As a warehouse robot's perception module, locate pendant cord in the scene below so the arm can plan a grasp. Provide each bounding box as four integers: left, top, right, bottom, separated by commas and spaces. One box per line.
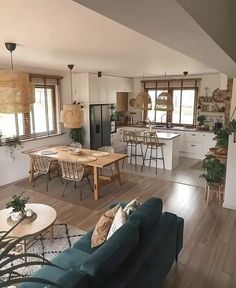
70, 69, 73, 103
10, 51, 13, 70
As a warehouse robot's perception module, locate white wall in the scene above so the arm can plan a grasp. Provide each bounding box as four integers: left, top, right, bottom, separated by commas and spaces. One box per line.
0, 69, 70, 187
224, 78, 236, 210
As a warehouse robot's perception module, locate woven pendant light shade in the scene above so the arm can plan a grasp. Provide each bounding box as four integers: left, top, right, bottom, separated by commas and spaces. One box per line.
155, 91, 173, 111
0, 70, 35, 113
135, 91, 152, 110
60, 104, 84, 128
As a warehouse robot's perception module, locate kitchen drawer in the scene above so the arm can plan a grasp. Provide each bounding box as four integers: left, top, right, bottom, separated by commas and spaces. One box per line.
185, 132, 201, 143
185, 142, 203, 154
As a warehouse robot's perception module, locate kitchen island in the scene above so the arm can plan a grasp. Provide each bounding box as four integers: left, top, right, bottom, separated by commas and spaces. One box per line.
126, 130, 180, 170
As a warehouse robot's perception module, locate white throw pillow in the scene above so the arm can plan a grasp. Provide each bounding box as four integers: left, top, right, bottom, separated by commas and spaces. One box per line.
123, 198, 140, 217
107, 207, 126, 240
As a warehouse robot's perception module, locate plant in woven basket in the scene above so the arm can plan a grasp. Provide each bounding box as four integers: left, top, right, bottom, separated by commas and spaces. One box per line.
0, 219, 63, 288
214, 128, 231, 150
200, 155, 225, 184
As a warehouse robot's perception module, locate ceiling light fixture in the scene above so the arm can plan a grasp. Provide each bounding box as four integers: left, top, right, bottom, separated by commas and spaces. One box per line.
60, 65, 84, 128
135, 74, 152, 110
0, 42, 35, 113
155, 73, 173, 111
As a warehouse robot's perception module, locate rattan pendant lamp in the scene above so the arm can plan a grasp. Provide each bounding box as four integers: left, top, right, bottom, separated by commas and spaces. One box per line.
135, 74, 152, 110
0, 42, 35, 113
155, 73, 173, 112
60, 65, 84, 128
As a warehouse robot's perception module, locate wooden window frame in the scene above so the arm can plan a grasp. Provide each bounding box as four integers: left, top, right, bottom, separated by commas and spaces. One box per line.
146, 86, 198, 126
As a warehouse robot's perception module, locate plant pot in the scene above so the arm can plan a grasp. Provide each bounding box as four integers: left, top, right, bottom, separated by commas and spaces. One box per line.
11, 211, 23, 222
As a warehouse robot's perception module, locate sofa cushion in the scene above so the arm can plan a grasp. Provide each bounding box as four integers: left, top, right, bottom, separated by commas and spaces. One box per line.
128, 197, 162, 236
81, 222, 138, 286
73, 229, 98, 254
20, 248, 90, 288
91, 204, 120, 248
107, 206, 126, 240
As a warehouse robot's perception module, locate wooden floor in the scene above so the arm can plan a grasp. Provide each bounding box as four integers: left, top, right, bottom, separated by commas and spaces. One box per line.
1, 172, 236, 288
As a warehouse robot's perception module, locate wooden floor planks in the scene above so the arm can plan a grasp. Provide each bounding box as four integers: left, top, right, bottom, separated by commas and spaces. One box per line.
0, 171, 236, 288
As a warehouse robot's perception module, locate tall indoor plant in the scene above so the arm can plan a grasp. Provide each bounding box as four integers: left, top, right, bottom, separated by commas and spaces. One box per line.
69, 127, 85, 146
200, 155, 225, 185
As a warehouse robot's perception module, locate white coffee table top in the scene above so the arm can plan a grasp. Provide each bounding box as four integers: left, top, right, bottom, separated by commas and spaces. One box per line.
0, 203, 57, 238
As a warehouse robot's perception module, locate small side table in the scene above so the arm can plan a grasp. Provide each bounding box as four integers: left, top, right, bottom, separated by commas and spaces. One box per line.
204, 182, 224, 206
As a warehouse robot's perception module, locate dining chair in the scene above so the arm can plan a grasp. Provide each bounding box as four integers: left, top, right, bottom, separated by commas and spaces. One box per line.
98, 146, 114, 175
58, 160, 93, 199
30, 154, 63, 192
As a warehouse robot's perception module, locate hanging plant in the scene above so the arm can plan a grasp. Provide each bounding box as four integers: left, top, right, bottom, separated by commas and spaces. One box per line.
1, 136, 22, 161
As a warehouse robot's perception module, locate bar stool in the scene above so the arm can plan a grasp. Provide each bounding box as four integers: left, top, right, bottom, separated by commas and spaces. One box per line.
141, 131, 165, 175
122, 130, 144, 171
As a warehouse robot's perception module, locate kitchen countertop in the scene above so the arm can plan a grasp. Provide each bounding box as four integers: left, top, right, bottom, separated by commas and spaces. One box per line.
134, 130, 180, 140
118, 124, 214, 133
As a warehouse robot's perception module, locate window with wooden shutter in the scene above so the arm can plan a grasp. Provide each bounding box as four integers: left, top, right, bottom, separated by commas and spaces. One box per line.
0, 74, 63, 140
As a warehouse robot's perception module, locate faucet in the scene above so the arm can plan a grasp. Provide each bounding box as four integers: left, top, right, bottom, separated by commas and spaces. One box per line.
161, 113, 167, 124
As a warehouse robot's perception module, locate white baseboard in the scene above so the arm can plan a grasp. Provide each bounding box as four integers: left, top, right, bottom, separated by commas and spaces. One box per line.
223, 202, 236, 211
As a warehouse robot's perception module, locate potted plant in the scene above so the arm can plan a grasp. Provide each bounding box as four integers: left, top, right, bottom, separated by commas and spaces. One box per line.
2, 136, 22, 160
69, 127, 85, 146
6, 192, 29, 222
200, 155, 225, 185
213, 127, 231, 155
0, 220, 63, 287
197, 115, 206, 128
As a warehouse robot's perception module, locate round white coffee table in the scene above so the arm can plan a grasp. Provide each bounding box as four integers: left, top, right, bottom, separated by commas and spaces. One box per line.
0, 203, 57, 260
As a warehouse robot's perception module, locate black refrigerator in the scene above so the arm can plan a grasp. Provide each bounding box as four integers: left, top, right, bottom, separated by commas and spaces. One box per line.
90, 104, 111, 150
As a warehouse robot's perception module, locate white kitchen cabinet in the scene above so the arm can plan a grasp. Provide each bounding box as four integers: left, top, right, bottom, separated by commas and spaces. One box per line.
111, 128, 125, 152
181, 131, 216, 159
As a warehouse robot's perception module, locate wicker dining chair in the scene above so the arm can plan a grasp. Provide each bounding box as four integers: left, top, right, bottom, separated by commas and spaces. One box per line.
31, 154, 63, 192
58, 160, 93, 199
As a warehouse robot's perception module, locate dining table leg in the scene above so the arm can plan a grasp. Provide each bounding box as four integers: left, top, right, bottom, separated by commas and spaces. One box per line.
94, 166, 100, 200
114, 161, 121, 186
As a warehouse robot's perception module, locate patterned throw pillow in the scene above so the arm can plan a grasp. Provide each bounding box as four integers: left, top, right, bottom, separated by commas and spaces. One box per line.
106, 207, 126, 240
123, 198, 140, 217
91, 204, 119, 248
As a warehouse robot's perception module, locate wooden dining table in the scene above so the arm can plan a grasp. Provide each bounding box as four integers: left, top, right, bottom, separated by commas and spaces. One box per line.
23, 146, 127, 200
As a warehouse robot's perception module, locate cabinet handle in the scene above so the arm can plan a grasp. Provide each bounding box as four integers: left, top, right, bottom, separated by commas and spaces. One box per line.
191, 134, 196, 136
191, 144, 196, 147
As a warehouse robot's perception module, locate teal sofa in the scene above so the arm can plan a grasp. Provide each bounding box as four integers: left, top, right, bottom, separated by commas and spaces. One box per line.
21, 197, 184, 288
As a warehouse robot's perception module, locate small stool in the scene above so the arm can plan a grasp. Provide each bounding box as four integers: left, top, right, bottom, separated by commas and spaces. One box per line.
204, 182, 224, 206
141, 132, 165, 175
122, 130, 144, 171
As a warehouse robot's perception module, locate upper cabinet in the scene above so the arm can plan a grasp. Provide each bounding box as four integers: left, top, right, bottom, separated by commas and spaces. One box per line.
117, 92, 128, 112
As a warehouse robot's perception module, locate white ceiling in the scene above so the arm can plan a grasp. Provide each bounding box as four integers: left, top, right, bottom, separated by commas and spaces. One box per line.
0, 0, 216, 77
75, 0, 236, 77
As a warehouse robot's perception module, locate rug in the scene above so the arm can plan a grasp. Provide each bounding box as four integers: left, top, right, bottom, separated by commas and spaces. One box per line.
16, 176, 137, 210
5, 223, 85, 277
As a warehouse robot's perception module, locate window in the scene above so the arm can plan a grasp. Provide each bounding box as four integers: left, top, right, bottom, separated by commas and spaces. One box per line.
0, 84, 60, 140
172, 89, 196, 125
147, 90, 168, 123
